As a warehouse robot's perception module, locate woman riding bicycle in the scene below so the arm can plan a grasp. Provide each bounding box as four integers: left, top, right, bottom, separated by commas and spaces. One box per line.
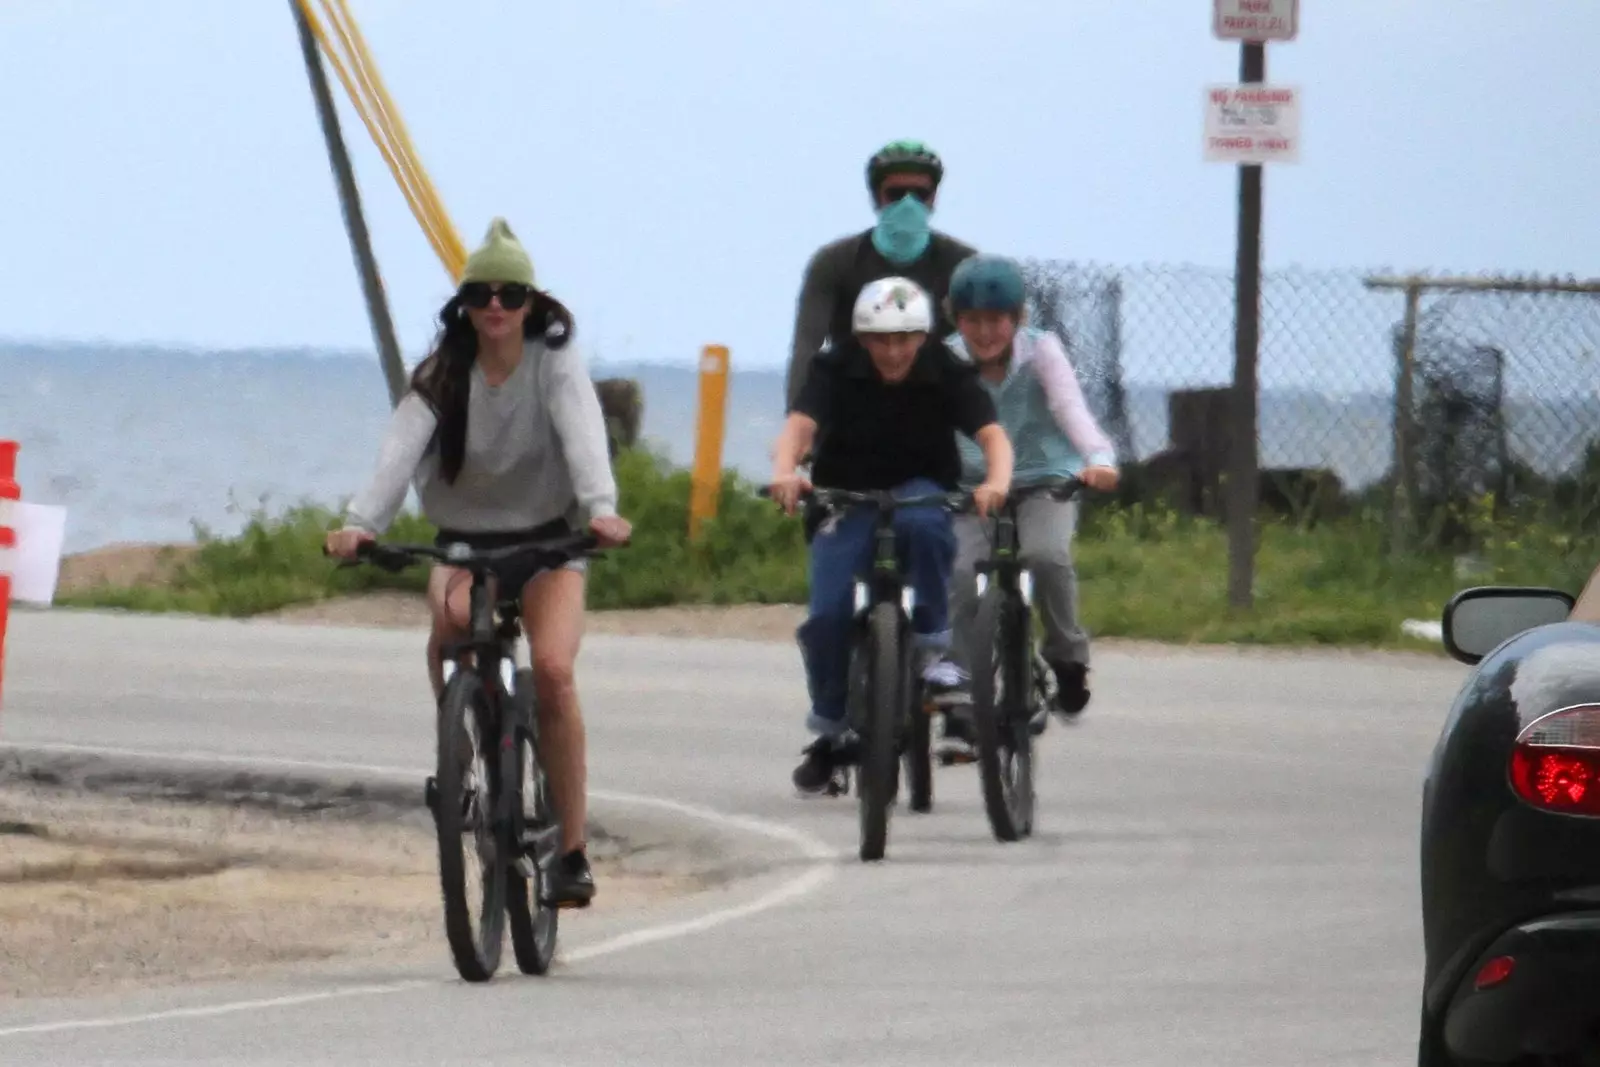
769, 276, 1014, 795
324, 218, 631, 907
940, 254, 1119, 752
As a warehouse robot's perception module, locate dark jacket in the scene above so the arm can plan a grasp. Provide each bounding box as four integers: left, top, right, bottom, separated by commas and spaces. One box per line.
783, 228, 977, 411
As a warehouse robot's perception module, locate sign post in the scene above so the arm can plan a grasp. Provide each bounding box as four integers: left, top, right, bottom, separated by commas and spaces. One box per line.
689, 345, 731, 543
1209, 0, 1298, 610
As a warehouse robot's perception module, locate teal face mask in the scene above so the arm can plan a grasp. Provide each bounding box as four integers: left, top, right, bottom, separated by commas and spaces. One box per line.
871, 193, 932, 265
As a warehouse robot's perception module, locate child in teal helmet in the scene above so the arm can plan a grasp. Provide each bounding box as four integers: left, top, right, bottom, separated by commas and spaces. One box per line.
937, 254, 1120, 753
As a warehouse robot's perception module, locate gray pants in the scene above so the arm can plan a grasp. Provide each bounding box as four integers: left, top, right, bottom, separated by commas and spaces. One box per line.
949, 496, 1089, 680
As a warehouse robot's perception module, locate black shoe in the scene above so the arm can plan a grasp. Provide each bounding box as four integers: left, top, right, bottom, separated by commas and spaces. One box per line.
793, 737, 848, 795
1052, 661, 1090, 717
937, 712, 978, 764
543, 848, 595, 909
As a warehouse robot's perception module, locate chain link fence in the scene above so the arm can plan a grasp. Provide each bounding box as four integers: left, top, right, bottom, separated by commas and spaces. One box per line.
1020, 259, 1600, 550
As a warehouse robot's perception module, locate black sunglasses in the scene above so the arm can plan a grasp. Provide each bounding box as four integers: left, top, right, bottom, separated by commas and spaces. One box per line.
880, 184, 933, 204
459, 282, 532, 310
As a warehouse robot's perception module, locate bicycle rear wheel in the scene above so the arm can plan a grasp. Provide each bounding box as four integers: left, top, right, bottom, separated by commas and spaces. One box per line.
434, 669, 506, 981
505, 668, 559, 976
971, 587, 1036, 842
857, 602, 902, 862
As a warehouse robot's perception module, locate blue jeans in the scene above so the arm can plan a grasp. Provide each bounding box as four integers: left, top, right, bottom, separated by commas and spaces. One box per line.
795, 477, 957, 739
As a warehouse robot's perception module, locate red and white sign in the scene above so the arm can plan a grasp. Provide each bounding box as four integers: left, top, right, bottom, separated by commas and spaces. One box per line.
1213, 0, 1298, 42
1203, 84, 1300, 164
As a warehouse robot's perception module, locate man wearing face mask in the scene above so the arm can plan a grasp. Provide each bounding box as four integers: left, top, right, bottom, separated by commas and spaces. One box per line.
783, 140, 977, 412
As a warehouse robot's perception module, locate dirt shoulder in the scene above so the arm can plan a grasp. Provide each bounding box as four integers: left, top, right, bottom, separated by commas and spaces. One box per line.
0, 781, 704, 1001
55, 541, 809, 642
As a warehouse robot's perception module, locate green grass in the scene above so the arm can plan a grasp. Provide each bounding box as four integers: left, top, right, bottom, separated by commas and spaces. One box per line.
58, 447, 808, 618
58, 448, 1600, 650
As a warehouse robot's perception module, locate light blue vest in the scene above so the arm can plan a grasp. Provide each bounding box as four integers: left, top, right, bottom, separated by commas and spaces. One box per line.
950, 327, 1100, 489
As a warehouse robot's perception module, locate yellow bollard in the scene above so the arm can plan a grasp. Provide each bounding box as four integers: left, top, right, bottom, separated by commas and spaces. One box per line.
688, 345, 730, 542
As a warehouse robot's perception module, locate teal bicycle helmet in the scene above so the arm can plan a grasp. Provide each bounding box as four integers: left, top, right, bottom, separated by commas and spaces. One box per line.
866, 139, 944, 195
948, 254, 1027, 315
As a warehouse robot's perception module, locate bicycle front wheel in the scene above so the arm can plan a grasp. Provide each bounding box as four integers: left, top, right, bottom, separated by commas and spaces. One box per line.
857, 602, 903, 862
434, 669, 507, 981
971, 587, 1036, 842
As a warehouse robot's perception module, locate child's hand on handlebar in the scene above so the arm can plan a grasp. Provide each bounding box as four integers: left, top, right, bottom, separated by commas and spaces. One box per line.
1081, 465, 1119, 492
324, 527, 374, 559
769, 471, 812, 515
972, 480, 1009, 518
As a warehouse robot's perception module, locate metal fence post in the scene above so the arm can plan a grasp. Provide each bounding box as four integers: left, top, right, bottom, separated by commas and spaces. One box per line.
1391, 282, 1421, 556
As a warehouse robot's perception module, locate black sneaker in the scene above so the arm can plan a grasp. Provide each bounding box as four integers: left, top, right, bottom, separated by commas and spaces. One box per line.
543, 848, 595, 909
792, 737, 847, 795
922, 657, 971, 708
1052, 661, 1090, 718
937, 712, 978, 764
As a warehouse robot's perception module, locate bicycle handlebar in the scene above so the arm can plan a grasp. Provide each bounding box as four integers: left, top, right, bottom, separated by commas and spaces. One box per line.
757, 475, 1086, 516
323, 530, 609, 574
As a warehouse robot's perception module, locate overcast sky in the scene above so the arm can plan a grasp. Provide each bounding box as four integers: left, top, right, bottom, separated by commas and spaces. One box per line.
2, 0, 1596, 371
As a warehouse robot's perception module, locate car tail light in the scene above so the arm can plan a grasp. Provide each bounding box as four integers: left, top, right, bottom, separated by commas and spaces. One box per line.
1474, 955, 1515, 991
1509, 704, 1600, 816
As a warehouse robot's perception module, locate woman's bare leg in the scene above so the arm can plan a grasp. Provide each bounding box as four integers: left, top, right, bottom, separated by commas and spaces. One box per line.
519, 566, 589, 857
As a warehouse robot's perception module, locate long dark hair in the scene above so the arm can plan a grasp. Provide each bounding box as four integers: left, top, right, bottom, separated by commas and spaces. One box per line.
407, 288, 575, 484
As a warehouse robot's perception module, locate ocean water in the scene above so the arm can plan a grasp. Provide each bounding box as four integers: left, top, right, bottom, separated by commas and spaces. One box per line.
1, 343, 799, 554
3, 342, 1592, 554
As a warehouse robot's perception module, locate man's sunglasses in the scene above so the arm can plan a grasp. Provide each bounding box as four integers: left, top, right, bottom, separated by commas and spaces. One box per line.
880, 184, 933, 204
459, 282, 532, 310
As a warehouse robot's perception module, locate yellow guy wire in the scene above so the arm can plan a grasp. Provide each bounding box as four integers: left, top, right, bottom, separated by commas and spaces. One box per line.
306, 0, 457, 276
296, 0, 452, 272
320, 0, 466, 275
294, 0, 465, 280
328, 0, 467, 274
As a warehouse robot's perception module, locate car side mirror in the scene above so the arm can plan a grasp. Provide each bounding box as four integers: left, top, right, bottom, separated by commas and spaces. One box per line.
1441, 586, 1575, 665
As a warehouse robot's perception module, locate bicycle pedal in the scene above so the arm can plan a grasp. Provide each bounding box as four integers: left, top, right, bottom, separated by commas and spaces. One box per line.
513, 855, 537, 880
423, 776, 439, 813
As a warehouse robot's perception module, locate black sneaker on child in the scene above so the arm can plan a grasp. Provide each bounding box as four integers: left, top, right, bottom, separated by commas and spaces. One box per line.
792, 737, 847, 795
1051, 661, 1090, 718
543, 848, 595, 909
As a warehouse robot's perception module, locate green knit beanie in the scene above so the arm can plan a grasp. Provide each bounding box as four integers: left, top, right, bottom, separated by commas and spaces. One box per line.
460, 217, 536, 287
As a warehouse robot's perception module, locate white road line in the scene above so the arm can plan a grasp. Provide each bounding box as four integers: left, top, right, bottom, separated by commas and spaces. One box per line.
0, 743, 837, 1041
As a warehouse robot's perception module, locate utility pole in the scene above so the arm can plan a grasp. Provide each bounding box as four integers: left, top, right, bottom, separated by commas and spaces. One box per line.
289, 0, 408, 408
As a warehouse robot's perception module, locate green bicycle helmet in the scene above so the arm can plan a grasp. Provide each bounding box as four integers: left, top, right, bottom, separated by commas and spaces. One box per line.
948, 254, 1027, 315
866, 139, 944, 196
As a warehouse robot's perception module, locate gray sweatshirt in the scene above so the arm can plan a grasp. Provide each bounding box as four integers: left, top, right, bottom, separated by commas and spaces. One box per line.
343, 338, 618, 535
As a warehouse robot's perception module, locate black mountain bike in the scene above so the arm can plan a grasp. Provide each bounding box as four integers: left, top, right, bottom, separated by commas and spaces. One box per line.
968, 475, 1085, 843
762, 484, 968, 862
330, 530, 607, 981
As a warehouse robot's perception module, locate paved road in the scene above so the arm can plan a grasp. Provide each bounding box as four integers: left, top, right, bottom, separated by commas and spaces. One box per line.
0, 608, 1466, 1065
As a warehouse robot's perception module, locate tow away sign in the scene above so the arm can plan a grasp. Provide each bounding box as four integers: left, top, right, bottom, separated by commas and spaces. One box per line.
1213, 0, 1298, 42
1203, 84, 1300, 164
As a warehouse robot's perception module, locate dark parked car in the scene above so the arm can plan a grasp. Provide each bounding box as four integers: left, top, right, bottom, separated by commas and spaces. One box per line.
1420, 573, 1600, 1065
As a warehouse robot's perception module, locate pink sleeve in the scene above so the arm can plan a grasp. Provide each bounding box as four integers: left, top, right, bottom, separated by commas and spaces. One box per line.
1030, 331, 1117, 466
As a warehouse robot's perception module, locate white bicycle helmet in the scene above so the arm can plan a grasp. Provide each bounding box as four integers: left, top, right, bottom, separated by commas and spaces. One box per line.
852, 277, 933, 334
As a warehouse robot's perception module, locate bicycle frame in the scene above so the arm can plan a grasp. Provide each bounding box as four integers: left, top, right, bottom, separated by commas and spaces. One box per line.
439, 573, 526, 712
798, 487, 968, 629
973, 477, 1083, 605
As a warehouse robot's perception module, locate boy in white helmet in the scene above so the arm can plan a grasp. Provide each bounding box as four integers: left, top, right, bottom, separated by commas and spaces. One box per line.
769, 277, 1014, 795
